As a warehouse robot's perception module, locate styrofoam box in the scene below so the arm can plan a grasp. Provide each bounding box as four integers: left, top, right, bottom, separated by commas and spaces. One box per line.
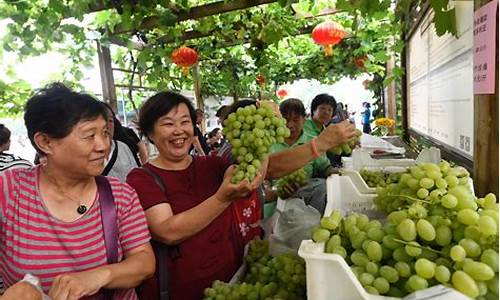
342, 147, 441, 171
297, 175, 472, 300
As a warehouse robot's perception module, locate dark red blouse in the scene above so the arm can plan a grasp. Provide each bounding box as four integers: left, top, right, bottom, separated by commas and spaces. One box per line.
127, 156, 241, 300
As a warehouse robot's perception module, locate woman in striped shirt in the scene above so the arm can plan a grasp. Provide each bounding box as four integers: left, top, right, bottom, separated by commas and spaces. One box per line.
0, 83, 155, 300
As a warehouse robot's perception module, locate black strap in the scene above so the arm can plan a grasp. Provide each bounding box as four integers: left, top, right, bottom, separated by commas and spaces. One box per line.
102, 142, 119, 176
95, 176, 118, 300
139, 166, 181, 300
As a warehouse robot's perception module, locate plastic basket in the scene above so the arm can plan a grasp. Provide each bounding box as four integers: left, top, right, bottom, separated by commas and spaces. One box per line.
297, 175, 472, 300
342, 147, 441, 171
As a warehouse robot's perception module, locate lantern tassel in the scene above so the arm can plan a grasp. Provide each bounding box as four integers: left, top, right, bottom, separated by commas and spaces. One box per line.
323, 45, 333, 56
181, 66, 189, 76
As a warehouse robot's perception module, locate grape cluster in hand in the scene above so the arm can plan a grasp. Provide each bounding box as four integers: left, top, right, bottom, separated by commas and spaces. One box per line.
328, 129, 362, 155
276, 168, 308, 199
360, 169, 403, 188
223, 103, 290, 184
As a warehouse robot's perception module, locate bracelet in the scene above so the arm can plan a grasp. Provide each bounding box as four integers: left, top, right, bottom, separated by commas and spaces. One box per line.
310, 138, 321, 158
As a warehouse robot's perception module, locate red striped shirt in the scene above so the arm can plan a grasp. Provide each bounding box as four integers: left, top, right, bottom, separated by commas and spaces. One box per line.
0, 166, 151, 299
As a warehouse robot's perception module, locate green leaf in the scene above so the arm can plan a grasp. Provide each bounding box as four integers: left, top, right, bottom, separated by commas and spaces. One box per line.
433, 9, 457, 37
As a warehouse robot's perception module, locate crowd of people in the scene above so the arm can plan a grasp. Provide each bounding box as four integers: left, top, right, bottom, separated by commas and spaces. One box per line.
0, 83, 360, 300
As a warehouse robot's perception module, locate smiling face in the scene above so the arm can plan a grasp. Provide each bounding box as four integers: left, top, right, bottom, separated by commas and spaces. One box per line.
313, 103, 335, 125
149, 103, 195, 163
46, 116, 110, 177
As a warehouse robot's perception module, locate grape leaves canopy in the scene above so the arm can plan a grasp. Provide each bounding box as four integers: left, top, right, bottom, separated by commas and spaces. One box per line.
0, 0, 457, 116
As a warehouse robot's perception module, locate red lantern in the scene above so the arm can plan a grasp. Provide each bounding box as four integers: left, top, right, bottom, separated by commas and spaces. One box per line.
354, 55, 367, 69
311, 21, 346, 56
171, 46, 198, 75
277, 89, 287, 99
256, 74, 265, 86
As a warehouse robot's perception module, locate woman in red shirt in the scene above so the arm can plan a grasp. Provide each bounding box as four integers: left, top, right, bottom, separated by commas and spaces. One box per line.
127, 92, 262, 300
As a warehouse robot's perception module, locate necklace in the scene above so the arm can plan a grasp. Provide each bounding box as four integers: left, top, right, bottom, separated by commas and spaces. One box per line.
41, 168, 90, 215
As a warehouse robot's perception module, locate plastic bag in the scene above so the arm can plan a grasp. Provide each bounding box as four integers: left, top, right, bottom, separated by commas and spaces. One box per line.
269, 197, 321, 256
294, 178, 327, 214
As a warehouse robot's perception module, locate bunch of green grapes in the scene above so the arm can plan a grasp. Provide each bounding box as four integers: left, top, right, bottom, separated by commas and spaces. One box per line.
312, 175, 499, 299
223, 103, 290, 184
204, 239, 306, 300
374, 161, 474, 214
328, 129, 363, 155
275, 168, 308, 199
359, 169, 403, 188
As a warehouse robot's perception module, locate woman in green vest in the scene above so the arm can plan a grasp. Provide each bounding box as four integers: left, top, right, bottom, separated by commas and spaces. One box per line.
303, 93, 337, 137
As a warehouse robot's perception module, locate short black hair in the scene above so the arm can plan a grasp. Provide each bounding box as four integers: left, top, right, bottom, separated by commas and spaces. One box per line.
24, 83, 108, 154
0, 124, 11, 146
279, 98, 306, 117
216, 105, 229, 118
222, 99, 257, 121
310, 93, 337, 117
138, 91, 196, 142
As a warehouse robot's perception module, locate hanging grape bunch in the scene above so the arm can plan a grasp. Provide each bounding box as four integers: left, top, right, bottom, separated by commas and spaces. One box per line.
328, 128, 363, 155
275, 168, 308, 198
204, 239, 306, 300
312, 162, 499, 299
223, 103, 290, 184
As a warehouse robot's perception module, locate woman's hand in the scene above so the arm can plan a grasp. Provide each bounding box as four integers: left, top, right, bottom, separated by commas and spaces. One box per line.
48, 268, 110, 300
316, 120, 357, 152
1, 281, 42, 300
215, 165, 262, 202
281, 182, 302, 199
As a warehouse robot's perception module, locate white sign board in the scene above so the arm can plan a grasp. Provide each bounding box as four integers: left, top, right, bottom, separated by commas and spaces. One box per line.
407, 2, 474, 158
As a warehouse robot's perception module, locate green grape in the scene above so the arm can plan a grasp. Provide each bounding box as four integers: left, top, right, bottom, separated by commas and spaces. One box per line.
397, 219, 417, 241
457, 209, 480, 225
450, 245, 466, 261
359, 273, 375, 286
445, 175, 459, 187
320, 216, 339, 230
452, 271, 479, 298
464, 225, 481, 240
388, 210, 408, 225
373, 277, 390, 294
405, 241, 422, 257
478, 215, 498, 236
393, 247, 412, 262
395, 261, 412, 277
407, 178, 420, 190
463, 260, 495, 281
459, 238, 482, 257
387, 287, 405, 297
480, 249, 499, 272
416, 219, 436, 241
382, 234, 400, 249
435, 178, 448, 189
325, 235, 342, 253
356, 214, 369, 230
419, 178, 434, 189
487, 276, 498, 296
366, 241, 383, 262
415, 258, 436, 279
417, 188, 429, 199
435, 265, 451, 283
441, 194, 458, 209
365, 262, 379, 276
312, 228, 330, 243
379, 265, 399, 283
364, 285, 379, 295
435, 225, 452, 246
366, 227, 384, 242
408, 275, 428, 291
351, 250, 369, 267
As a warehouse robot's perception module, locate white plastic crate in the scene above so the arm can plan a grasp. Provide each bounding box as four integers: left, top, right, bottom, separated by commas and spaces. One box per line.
325, 174, 383, 219
342, 147, 441, 171
297, 175, 472, 300
298, 240, 471, 300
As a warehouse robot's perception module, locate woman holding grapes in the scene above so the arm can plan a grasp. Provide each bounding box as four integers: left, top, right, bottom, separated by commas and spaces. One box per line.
126, 92, 264, 300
